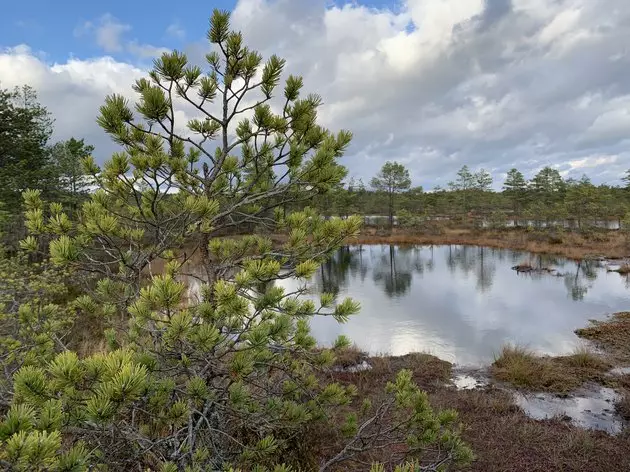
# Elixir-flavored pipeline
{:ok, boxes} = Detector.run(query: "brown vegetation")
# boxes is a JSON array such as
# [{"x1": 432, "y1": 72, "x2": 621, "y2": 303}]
[
  {"x1": 328, "y1": 352, "x2": 630, "y2": 472},
  {"x1": 575, "y1": 314, "x2": 630, "y2": 425},
  {"x1": 490, "y1": 345, "x2": 611, "y2": 393},
  {"x1": 439, "y1": 388, "x2": 630, "y2": 472},
  {"x1": 347, "y1": 226, "x2": 629, "y2": 260},
  {"x1": 575, "y1": 312, "x2": 630, "y2": 363}
]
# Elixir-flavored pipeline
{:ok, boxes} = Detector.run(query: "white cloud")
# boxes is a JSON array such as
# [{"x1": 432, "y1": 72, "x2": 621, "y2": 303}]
[
  {"x1": 74, "y1": 14, "x2": 132, "y2": 53},
  {"x1": 567, "y1": 155, "x2": 618, "y2": 170},
  {"x1": 0, "y1": 45, "x2": 144, "y2": 158},
  {"x1": 3, "y1": 0, "x2": 630, "y2": 188},
  {"x1": 166, "y1": 22, "x2": 186, "y2": 39},
  {"x1": 126, "y1": 42, "x2": 170, "y2": 59},
  {"x1": 75, "y1": 14, "x2": 167, "y2": 59}
]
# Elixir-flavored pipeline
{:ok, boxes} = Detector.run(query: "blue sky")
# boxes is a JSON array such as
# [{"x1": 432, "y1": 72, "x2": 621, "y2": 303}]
[
  {"x1": 2, "y1": 0, "x2": 399, "y2": 62},
  {"x1": 2, "y1": 0, "x2": 630, "y2": 188},
  {"x1": 1, "y1": 0, "x2": 235, "y2": 62}
]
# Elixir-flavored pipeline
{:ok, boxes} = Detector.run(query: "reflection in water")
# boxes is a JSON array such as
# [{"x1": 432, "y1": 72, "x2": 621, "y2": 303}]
[
  {"x1": 317, "y1": 246, "x2": 367, "y2": 296},
  {"x1": 514, "y1": 387, "x2": 622, "y2": 434},
  {"x1": 372, "y1": 246, "x2": 416, "y2": 298},
  {"x1": 277, "y1": 245, "x2": 630, "y2": 366}
]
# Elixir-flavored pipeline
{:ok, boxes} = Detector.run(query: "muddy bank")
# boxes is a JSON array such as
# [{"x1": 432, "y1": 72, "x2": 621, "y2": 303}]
[
  {"x1": 345, "y1": 227, "x2": 629, "y2": 261},
  {"x1": 328, "y1": 311, "x2": 630, "y2": 470},
  {"x1": 331, "y1": 350, "x2": 630, "y2": 471}
]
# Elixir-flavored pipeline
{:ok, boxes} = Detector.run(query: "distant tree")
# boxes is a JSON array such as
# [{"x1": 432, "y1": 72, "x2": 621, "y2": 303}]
[
  {"x1": 472, "y1": 169, "x2": 494, "y2": 217},
  {"x1": 448, "y1": 166, "x2": 492, "y2": 216},
  {"x1": 401, "y1": 185, "x2": 424, "y2": 214},
  {"x1": 371, "y1": 161, "x2": 411, "y2": 227},
  {"x1": 50, "y1": 137, "x2": 95, "y2": 211},
  {"x1": 474, "y1": 169, "x2": 493, "y2": 191},
  {"x1": 334, "y1": 177, "x2": 361, "y2": 217},
  {"x1": 0, "y1": 85, "x2": 55, "y2": 212},
  {"x1": 565, "y1": 175, "x2": 600, "y2": 228},
  {"x1": 530, "y1": 167, "x2": 566, "y2": 223},
  {"x1": 503, "y1": 168, "x2": 529, "y2": 221},
  {"x1": 530, "y1": 166, "x2": 565, "y2": 197},
  {"x1": 448, "y1": 165, "x2": 475, "y2": 191}
]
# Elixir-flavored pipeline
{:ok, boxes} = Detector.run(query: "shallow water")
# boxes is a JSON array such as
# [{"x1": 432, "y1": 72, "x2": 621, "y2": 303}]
[
  {"x1": 513, "y1": 386, "x2": 623, "y2": 434},
  {"x1": 277, "y1": 245, "x2": 630, "y2": 366}
]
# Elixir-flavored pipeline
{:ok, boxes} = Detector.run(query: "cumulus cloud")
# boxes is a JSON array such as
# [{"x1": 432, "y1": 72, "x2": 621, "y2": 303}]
[
  {"x1": 75, "y1": 14, "x2": 131, "y2": 53},
  {"x1": 75, "y1": 14, "x2": 168, "y2": 59},
  {"x1": 3, "y1": 0, "x2": 630, "y2": 188},
  {"x1": 0, "y1": 45, "x2": 145, "y2": 159}
]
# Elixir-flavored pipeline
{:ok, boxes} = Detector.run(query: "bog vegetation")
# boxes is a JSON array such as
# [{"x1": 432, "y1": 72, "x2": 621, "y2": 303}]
[
  {"x1": 0, "y1": 10, "x2": 474, "y2": 471},
  {"x1": 308, "y1": 163, "x2": 630, "y2": 231}
]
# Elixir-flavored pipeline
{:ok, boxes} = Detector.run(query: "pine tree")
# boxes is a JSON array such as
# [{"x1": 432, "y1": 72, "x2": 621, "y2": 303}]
[
  {"x1": 474, "y1": 169, "x2": 492, "y2": 192},
  {"x1": 502, "y1": 168, "x2": 529, "y2": 222},
  {"x1": 0, "y1": 86, "x2": 56, "y2": 214},
  {"x1": 370, "y1": 162, "x2": 411, "y2": 227},
  {"x1": 530, "y1": 167, "x2": 566, "y2": 224},
  {"x1": 1, "y1": 10, "x2": 472, "y2": 471},
  {"x1": 448, "y1": 165, "x2": 475, "y2": 191},
  {"x1": 50, "y1": 138, "x2": 95, "y2": 211}
]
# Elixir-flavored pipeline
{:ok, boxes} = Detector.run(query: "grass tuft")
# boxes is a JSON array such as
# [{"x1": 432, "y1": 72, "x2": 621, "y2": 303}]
[
  {"x1": 565, "y1": 345, "x2": 609, "y2": 370},
  {"x1": 491, "y1": 344, "x2": 611, "y2": 393}
]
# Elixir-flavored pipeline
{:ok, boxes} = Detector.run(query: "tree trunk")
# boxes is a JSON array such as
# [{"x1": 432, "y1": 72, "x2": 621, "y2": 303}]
[{"x1": 388, "y1": 191, "x2": 394, "y2": 228}]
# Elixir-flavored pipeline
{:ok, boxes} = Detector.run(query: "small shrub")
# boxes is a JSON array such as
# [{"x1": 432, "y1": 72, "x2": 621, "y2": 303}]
[{"x1": 548, "y1": 233, "x2": 564, "y2": 245}]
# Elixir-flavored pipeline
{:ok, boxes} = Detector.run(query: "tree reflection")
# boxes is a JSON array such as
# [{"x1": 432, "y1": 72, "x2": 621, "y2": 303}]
[
  {"x1": 371, "y1": 245, "x2": 425, "y2": 298},
  {"x1": 314, "y1": 245, "x2": 366, "y2": 298},
  {"x1": 475, "y1": 247, "x2": 497, "y2": 292},
  {"x1": 513, "y1": 255, "x2": 601, "y2": 301},
  {"x1": 312, "y1": 244, "x2": 609, "y2": 303},
  {"x1": 444, "y1": 245, "x2": 497, "y2": 292},
  {"x1": 563, "y1": 260, "x2": 599, "y2": 301}
]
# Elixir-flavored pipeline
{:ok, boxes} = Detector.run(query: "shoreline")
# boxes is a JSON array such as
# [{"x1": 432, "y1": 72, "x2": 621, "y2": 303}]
[
  {"x1": 330, "y1": 311, "x2": 630, "y2": 470},
  {"x1": 332, "y1": 313, "x2": 630, "y2": 472},
  {"x1": 344, "y1": 227, "x2": 630, "y2": 260}
]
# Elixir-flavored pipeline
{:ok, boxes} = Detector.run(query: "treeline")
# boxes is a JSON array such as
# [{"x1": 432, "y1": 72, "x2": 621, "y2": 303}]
[
  {"x1": 303, "y1": 162, "x2": 630, "y2": 229},
  {"x1": 0, "y1": 85, "x2": 94, "y2": 241}
]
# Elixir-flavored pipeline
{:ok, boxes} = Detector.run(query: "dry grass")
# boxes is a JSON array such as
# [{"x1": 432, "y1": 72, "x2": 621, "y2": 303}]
[
  {"x1": 565, "y1": 345, "x2": 610, "y2": 370},
  {"x1": 331, "y1": 352, "x2": 452, "y2": 395},
  {"x1": 330, "y1": 344, "x2": 366, "y2": 368},
  {"x1": 491, "y1": 344, "x2": 611, "y2": 393},
  {"x1": 325, "y1": 352, "x2": 630, "y2": 471},
  {"x1": 575, "y1": 312, "x2": 630, "y2": 363},
  {"x1": 617, "y1": 392, "x2": 630, "y2": 421},
  {"x1": 615, "y1": 264, "x2": 630, "y2": 275},
  {"x1": 436, "y1": 388, "x2": 630, "y2": 471},
  {"x1": 347, "y1": 226, "x2": 628, "y2": 260}
]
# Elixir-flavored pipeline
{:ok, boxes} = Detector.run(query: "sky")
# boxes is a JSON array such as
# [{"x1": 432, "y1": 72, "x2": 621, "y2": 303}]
[{"x1": 2, "y1": 0, "x2": 630, "y2": 190}]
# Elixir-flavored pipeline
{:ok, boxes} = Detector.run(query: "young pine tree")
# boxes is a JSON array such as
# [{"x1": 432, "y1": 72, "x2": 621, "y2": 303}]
[{"x1": 1, "y1": 10, "x2": 472, "y2": 471}]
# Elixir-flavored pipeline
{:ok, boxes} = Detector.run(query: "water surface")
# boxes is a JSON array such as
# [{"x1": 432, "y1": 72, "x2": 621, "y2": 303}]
[{"x1": 278, "y1": 245, "x2": 630, "y2": 366}]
